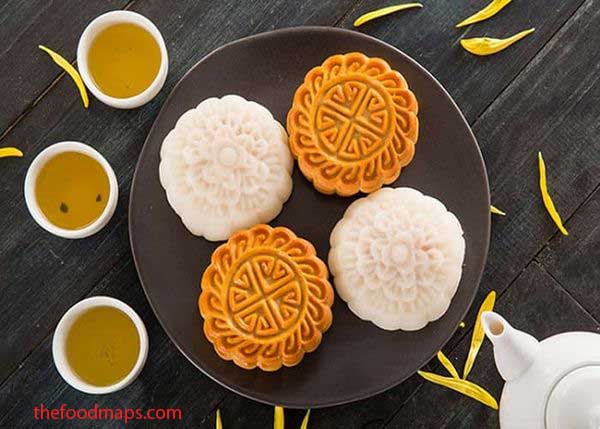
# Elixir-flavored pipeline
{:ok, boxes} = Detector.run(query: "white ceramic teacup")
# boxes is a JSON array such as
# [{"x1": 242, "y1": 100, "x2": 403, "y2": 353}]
[
  {"x1": 52, "y1": 296, "x2": 149, "y2": 394},
  {"x1": 24, "y1": 141, "x2": 118, "y2": 239},
  {"x1": 77, "y1": 10, "x2": 169, "y2": 109}
]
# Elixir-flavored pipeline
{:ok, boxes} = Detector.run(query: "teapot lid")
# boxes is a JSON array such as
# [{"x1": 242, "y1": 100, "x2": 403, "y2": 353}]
[{"x1": 546, "y1": 365, "x2": 600, "y2": 429}]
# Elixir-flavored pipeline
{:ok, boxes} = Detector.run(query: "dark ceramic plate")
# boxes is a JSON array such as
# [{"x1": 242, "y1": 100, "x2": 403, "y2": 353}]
[{"x1": 129, "y1": 26, "x2": 490, "y2": 408}]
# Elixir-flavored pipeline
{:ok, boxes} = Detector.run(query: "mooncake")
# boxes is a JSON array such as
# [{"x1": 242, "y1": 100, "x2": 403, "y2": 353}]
[
  {"x1": 199, "y1": 224, "x2": 334, "y2": 371},
  {"x1": 287, "y1": 52, "x2": 419, "y2": 196},
  {"x1": 328, "y1": 188, "x2": 465, "y2": 331},
  {"x1": 159, "y1": 95, "x2": 293, "y2": 241}
]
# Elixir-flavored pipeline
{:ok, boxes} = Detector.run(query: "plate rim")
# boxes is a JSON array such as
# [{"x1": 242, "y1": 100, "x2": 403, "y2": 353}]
[{"x1": 129, "y1": 25, "x2": 491, "y2": 408}]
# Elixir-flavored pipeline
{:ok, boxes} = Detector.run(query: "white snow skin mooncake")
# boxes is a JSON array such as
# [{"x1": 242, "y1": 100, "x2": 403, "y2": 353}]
[
  {"x1": 159, "y1": 95, "x2": 293, "y2": 241},
  {"x1": 328, "y1": 187, "x2": 465, "y2": 331}
]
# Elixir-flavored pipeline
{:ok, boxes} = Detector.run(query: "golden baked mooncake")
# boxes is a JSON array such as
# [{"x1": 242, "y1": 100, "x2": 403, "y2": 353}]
[
  {"x1": 287, "y1": 52, "x2": 419, "y2": 196},
  {"x1": 198, "y1": 224, "x2": 334, "y2": 371}
]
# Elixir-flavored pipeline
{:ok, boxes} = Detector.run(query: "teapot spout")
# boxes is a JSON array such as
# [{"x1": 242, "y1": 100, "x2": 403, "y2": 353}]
[{"x1": 481, "y1": 311, "x2": 540, "y2": 381}]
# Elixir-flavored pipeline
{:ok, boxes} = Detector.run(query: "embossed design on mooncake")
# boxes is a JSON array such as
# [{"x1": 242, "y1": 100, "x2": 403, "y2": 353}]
[
  {"x1": 199, "y1": 224, "x2": 334, "y2": 371},
  {"x1": 328, "y1": 188, "x2": 465, "y2": 331},
  {"x1": 287, "y1": 52, "x2": 419, "y2": 196},
  {"x1": 159, "y1": 95, "x2": 293, "y2": 241}
]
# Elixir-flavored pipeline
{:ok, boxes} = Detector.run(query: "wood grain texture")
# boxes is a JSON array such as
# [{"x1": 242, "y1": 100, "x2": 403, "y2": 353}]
[
  {"x1": 0, "y1": 259, "x2": 228, "y2": 429},
  {"x1": 0, "y1": 0, "x2": 357, "y2": 384},
  {"x1": 471, "y1": 0, "x2": 600, "y2": 315},
  {"x1": 385, "y1": 262, "x2": 600, "y2": 428},
  {"x1": 215, "y1": 375, "x2": 424, "y2": 429},
  {"x1": 0, "y1": 0, "x2": 127, "y2": 135},
  {"x1": 538, "y1": 187, "x2": 600, "y2": 320},
  {"x1": 199, "y1": 0, "x2": 600, "y2": 426},
  {"x1": 2, "y1": 0, "x2": 600, "y2": 427},
  {"x1": 417, "y1": 0, "x2": 600, "y2": 360},
  {"x1": 339, "y1": 0, "x2": 586, "y2": 122}
]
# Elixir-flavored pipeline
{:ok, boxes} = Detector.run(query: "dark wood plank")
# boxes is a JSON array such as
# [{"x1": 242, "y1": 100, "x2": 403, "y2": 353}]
[
  {"x1": 0, "y1": 0, "x2": 358, "y2": 383},
  {"x1": 216, "y1": 374, "x2": 423, "y2": 429},
  {"x1": 339, "y1": 0, "x2": 586, "y2": 123},
  {"x1": 0, "y1": 0, "x2": 128, "y2": 134},
  {"x1": 474, "y1": 0, "x2": 600, "y2": 285},
  {"x1": 5, "y1": 263, "x2": 596, "y2": 428},
  {"x1": 538, "y1": 186, "x2": 600, "y2": 320},
  {"x1": 0, "y1": 259, "x2": 229, "y2": 429},
  {"x1": 433, "y1": 0, "x2": 600, "y2": 354},
  {"x1": 385, "y1": 262, "x2": 600, "y2": 428},
  {"x1": 195, "y1": 0, "x2": 600, "y2": 424},
  {"x1": 2, "y1": 0, "x2": 600, "y2": 428}
]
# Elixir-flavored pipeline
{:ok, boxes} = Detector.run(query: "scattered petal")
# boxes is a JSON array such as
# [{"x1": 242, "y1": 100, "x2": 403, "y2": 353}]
[
  {"x1": 300, "y1": 410, "x2": 311, "y2": 429},
  {"x1": 418, "y1": 371, "x2": 498, "y2": 410},
  {"x1": 459, "y1": 321, "x2": 466, "y2": 328},
  {"x1": 274, "y1": 406, "x2": 284, "y2": 429},
  {"x1": 353, "y1": 3, "x2": 423, "y2": 27},
  {"x1": 456, "y1": 0, "x2": 512, "y2": 28},
  {"x1": 490, "y1": 205, "x2": 506, "y2": 216},
  {"x1": 0, "y1": 147, "x2": 23, "y2": 158},
  {"x1": 39, "y1": 45, "x2": 89, "y2": 108},
  {"x1": 461, "y1": 28, "x2": 535, "y2": 56},
  {"x1": 538, "y1": 152, "x2": 568, "y2": 235},
  {"x1": 463, "y1": 291, "x2": 496, "y2": 379},
  {"x1": 437, "y1": 351, "x2": 460, "y2": 379},
  {"x1": 216, "y1": 409, "x2": 223, "y2": 429}
]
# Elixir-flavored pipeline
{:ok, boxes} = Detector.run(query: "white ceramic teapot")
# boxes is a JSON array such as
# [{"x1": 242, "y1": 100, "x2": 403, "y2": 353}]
[{"x1": 481, "y1": 311, "x2": 600, "y2": 429}]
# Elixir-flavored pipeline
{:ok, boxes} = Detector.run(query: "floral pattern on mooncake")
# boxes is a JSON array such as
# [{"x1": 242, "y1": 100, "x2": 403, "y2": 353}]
[
  {"x1": 328, "y1": 188, "x2": 465, "y2": 331},
  {"x1": 159, "y1": 95, "x2": 293, "y2": 241},
  {"x1": 287, "y1": 52, "x2": 419, "y2": 196},
  {"x1": 199, "y1": 224, "x2": 334, "y2": 371}
]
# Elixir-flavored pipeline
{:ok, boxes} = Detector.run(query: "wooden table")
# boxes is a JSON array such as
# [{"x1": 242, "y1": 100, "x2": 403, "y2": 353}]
[{"x1": 1, "y1": 0, "x2": 599, "y2": 427}]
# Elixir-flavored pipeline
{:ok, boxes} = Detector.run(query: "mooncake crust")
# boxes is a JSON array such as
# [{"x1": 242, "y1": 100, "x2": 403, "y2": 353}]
[
  {"x1": 329, "y1": 188, "x2": 465, "y2": 331},
  {"x1": 287, "y1": 52, "x2": 419, "y2": 196},
  {"x1": 199, "y1": 224, "x2": 334, "y2": 371}
]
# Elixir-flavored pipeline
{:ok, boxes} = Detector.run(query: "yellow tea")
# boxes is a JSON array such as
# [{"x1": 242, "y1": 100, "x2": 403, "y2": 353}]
[
  {"x1": 87, "y1": 23, "x2": 161, "y2": 98},
  {"x1": 66, "y1": 306, "x2": 140, "y2": 387},
  {"x1": 35, "y1": 152, "x2": 109, "y2": 230}
]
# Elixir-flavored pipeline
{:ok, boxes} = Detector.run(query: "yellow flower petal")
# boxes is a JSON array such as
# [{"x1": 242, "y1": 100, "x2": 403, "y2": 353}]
[
  {"x1": 39, "y1": 45, "x2": 89, "y2": 108},
  {"x1": 437, "y1": 351, "x2": 460, "y2": 379},
  {"x1": 216, "y1": 409, "x2": 223, "y2": 429},
  {"x1": 461, "y1": 28, "x2": 535, "y2": 56},
  {"x1": 456, "y1": 0, "x2": 512, "y2": 28},
  {"x1": 463, "y1": 291, "x2": 496, "y2": 379},
  {"x1": 300, "y1": 410, "x2": 311, "y2": 429},
  {"x1": 418, "y1": 371, "x2": 498, "y2": 410},
  {"x1": 538, "y1": 152, "x2": 569, "y2": 236},
  {"x1": 353, "y1": 3, "x2": 423, "y2": 27},
  {"x1": 0, "y1": 147, "x2": 23, "y2": 158},
  {"x1": 459, "y1": 321, "x2": 466, "y2": 328},
  {"x1": 274, "y1": 406, "x2": 284, "y2": 429},
  {"x1": 490, "y1": 205, "x2": 506, "y2": 216}
]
